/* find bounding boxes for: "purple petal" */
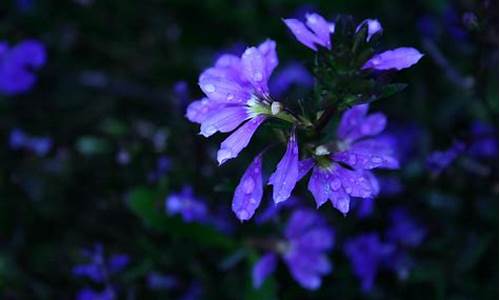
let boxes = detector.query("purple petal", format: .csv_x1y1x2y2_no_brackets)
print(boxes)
217,116,266,165
330,190,350,214
241,47,269,95
199,105,249,137
305,13,333,49
356,19,383,41
199,67,250,102
298,158,315,180
337,104,369,141
252,253,277,288
268,131,299,203
285,209,324,239
334,137,399,170
297,227,335,250
186,98,227,124
257,39,279,78
284,249,331,290
269,62,313,97
232,154,264,221
336,167,375,198
283,18,321,51
9,40,46,68
307,166,330,207
362,47,423,71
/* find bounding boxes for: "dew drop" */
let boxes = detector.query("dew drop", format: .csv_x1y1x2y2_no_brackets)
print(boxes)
242,178,255,194
371,156,383,163
226,93,234,101
253,72,263,82
330,178,341,191
204,84,215,93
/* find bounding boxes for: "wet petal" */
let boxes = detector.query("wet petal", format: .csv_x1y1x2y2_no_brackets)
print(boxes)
199,67,250,102
362,47,423,71
337,104,369,141
307,166,330,207
298,158,315,180
199,105,249,137
186,98,228,124
356,19,383,41
305,13,333,48
283,18,321,51
334,137,399,170
336,167,375,198
241,47,269,95
268,131,299,204
232,154,264,221
217,116,266,165
257,39,279,78
252,253,277,288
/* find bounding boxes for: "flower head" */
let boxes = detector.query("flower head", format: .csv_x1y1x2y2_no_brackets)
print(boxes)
283,13,335,51
186,40,279,165
251,209,334,290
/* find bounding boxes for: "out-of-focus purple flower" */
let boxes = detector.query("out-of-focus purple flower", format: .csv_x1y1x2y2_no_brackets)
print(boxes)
362,47,423,71
443,6,468,41
269,62,313,97
178,282,203,300
76,287,115,300
165,186,208,223
252,209,334,290
352,197,375,219
252,253,278,288
344,233,395,292
116,149,130,165
383,122,425,164
356,19,383,41
283,209,334,290
9,128,52,156
148,155,172,182
0,39,46,95
147,272,178,290
468,121,498,159
283,12,335,51
186,39,280,165
427,141,465,174
73,244,129,283
417,15,439,40
232,154,264,221
386,207,426,248
268,130,299,204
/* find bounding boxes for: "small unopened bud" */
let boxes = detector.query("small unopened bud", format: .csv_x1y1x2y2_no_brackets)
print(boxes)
314,145,330,156
271,101,283,115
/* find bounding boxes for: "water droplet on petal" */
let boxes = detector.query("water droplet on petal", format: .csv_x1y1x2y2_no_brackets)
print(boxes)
204,84,215,93
226,93,234,101
242,178,255,194
253,72,263,82
371,156,383,163
330,178,341,191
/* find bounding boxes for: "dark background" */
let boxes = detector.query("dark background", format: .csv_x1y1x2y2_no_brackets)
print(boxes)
0,0,498,299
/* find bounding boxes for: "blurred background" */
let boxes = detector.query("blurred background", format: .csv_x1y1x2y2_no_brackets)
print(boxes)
0,0,498,299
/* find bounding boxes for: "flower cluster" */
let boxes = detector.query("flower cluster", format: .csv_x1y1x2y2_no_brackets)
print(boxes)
186,12,422,221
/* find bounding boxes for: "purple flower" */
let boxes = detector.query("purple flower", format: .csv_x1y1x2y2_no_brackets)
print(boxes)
334,104,399,170
356,19,383,41
251,209,334,290
299,105,395,214
268,130,299,204
252,253,278,288
255,196,299,224
427,141,465,174
232,154,264,221
344,233,395,292
73,244,129,283
165,187,208,223
269,62,313,97
283,13,335,51
386,207,426,248
362,47,423,71
0,39,46,95
186,40,280,165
